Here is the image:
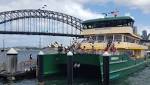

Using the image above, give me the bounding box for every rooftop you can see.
[82,16,134,24]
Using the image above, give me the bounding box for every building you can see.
[142,30,148,40]
[141,33,150,50]
[148,34,150,40]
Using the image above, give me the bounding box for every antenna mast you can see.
[101,9,119,18]
[110,9,119,17]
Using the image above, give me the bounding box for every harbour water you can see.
[44,66,150,85]
[0,67,150,85]
[0,50,150,85]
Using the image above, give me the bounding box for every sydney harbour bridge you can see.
[0,9,83,37]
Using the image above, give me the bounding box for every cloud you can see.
[1,0,150,19]
[0,0,104,20]
[114,0,150,13]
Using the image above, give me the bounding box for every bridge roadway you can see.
[0,31,84,38]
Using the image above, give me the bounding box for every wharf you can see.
[0,70,36,81]
[0,59,37,81]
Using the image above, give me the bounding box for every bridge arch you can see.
[0,9,84,37]
[0,9,83,31]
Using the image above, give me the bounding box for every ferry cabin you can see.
[80,16,148,58]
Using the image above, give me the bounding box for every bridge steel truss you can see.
[0,9,83,37]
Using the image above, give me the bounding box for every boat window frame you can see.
[105,34,113,42]
[114,34,122,42]
[83,19,134,29]
[124,35,138,43]
[97,35,105,42]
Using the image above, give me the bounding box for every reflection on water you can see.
[111,67,150,85]
[44,77,100,85]
[4,66,149,85]
[0,79,37,85]
[127,67,150,85]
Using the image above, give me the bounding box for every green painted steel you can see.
[41,53,150,80]
[42,54,59,75]
[82,16,134,25]
[71,54,100,65]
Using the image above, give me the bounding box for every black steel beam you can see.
[0,9,83,31]
[0,31,84,38]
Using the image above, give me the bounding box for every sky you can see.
[0,0,150,47]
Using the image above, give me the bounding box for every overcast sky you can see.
[0,0,150,47]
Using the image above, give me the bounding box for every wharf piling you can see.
[37,51,45,85]
[67,51,73,85]
[7,48,18,74]
[0,48,36,81]
[103,51,110,85]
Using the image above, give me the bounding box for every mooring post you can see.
[67,51,73,85]
[37,51,45,85]
[7,48,18,80]
[98,55,103,85]
[102,51,110,85]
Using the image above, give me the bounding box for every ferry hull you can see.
[38,54,150,80]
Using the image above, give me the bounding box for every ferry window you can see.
[126,37,130,42]
[82,36,88,42]
[136,40,140,44]
[88,25,90,28]
[114,35,122,42]
[83,25,88,29]
[97,35,104,42]
[88,25,93,29]
[87,36,95,43]
[124,36,128,42]
[130,38,134,43]
[82,38,87,43]
[124,36,134,43]
[124,36,127,42]
[106,35,113,42]
[83,20,134,28]
[92,36,96,41]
